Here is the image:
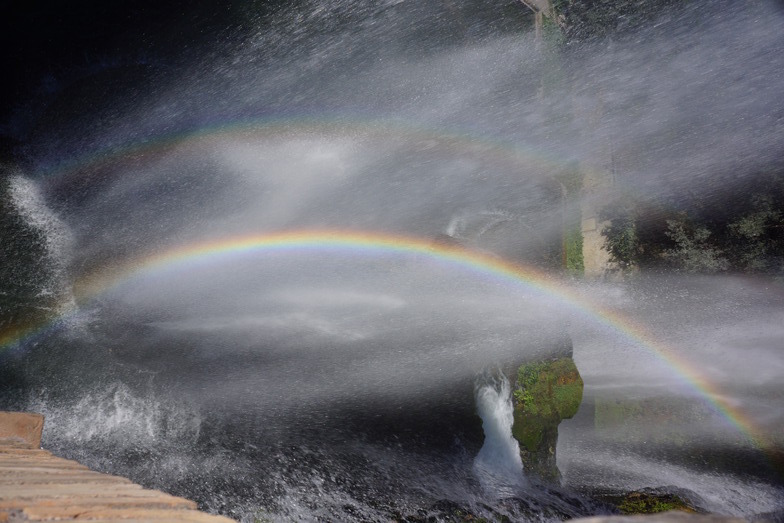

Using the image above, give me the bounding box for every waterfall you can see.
[473,372,526,495]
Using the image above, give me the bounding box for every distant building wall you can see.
[580,155,614,279]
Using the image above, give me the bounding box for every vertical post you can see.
[535,10,543,47]
[520,0,551,47]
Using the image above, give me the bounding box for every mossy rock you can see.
[510,357,584,483]
[511,357,583,452]
[611,491,696,515]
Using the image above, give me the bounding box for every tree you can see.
[662,217,728,273]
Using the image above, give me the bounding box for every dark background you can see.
[0,0,533,150]
[0,1,289,145]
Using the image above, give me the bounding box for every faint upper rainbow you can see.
[36,116,581,183]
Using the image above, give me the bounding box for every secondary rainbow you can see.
[37,116,577,183]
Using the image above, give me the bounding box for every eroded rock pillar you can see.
[510,357,583,483]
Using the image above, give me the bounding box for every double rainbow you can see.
[4,118,779,473]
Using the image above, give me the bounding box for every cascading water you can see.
[473,373,526,495]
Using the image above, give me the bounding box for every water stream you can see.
[473,373,526,495]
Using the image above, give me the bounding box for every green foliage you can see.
[541,14,566,49]
[564,225,584,277]
[600,168,784,275]
[517,361,546,390]
[555,163,583,197]
[514,358,583,419]
[556,164,584,277]
[727,193,784,272]
[593,489,695,517]
[601,205,640,270]
[556,0,685,42]
[662,217,728,273]
[600,196,672,272]
[513,387,535,410]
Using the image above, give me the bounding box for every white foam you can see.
[473,373,526,495]
[29,382,201,446]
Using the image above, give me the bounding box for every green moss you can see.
[517,361,547,392]
[553,381,582,418]
[511,357,584,452]
[564,226,584,277]
[555,165,585,277]
[514,358,583,418]
[616,492,693,515]
[619,499,679,514]
[513,414,544,452]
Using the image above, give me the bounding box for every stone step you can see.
[0,412,235,522]
[0,512,236,523]
[0,413,44,448]
[0,473,133,485]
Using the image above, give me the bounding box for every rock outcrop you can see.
[509,356,584,483]
[571,514,746,523]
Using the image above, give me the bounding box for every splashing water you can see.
[7,173,74,309]
[1,0,784,520]
[473,373,526,495]
[28,382,202,447]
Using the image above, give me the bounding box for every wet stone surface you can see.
[0,412,234,523]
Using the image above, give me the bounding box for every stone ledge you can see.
[0,412,44,448]
[0,412,235,522]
